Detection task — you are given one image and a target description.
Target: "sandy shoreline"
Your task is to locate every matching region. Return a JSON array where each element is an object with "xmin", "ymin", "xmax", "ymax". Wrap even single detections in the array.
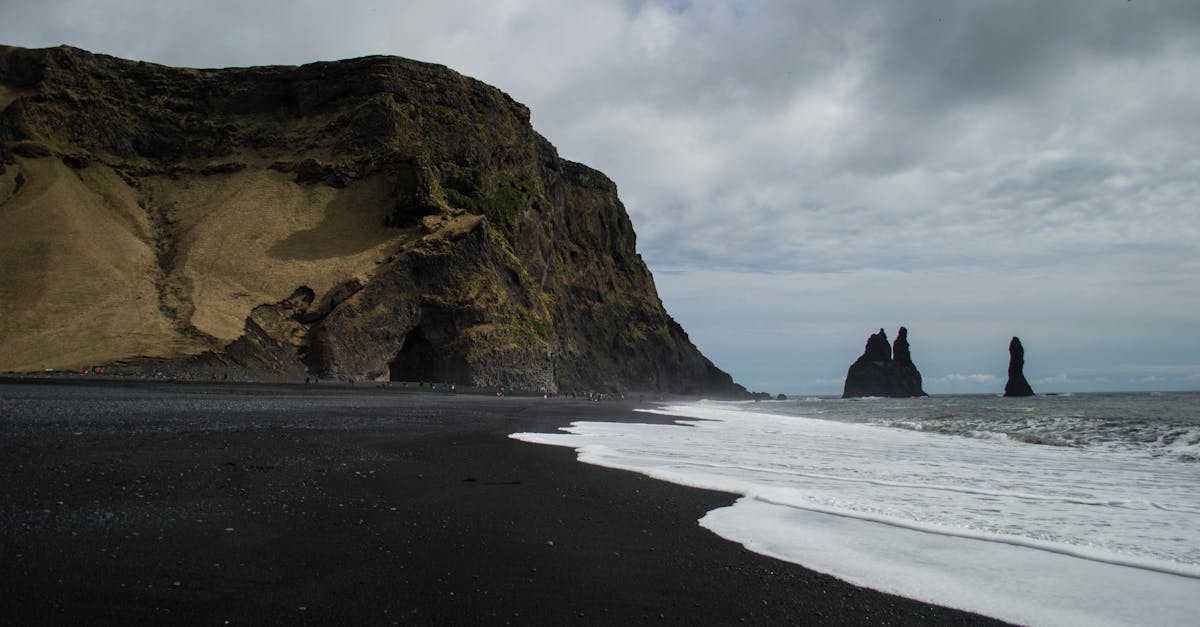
[{"xmin": 0, "ymin": 378, "xmax": 1006, "ymax": 625}]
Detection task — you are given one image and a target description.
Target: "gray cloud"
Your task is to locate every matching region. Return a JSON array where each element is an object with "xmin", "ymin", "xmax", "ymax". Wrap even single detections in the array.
[{"xmin": 2, "ymin": 0, "xmax": 1197, "ymax": 393}]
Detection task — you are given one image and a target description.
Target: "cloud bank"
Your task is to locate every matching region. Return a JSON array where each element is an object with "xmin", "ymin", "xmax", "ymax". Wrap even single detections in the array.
[{"xmin": 3, "ymin": 0, "xmax": 1197, "ymax": 394}]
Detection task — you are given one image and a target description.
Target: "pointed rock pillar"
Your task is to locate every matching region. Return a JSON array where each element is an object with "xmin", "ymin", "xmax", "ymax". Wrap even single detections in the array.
[{"xmin": 1004, "ymin": 336, "xmax": 1035, "ymax": 397}]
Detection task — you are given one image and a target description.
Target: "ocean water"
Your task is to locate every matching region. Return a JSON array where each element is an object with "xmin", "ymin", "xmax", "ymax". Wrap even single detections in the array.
[{"xmin": 512, "ymin": 392, "xmax": 1200, "ymax": 626}]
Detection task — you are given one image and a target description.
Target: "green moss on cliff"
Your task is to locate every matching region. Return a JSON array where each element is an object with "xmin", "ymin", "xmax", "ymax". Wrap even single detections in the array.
[{"xmin": 438, "ymin": 165, "xmax": 536, "ymax": 234}]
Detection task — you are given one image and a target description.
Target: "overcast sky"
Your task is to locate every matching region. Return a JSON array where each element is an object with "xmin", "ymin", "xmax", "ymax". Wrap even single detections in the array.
[{"xmin": 4, "ymin": 0, "xmax": 1198, "ymax": 394}]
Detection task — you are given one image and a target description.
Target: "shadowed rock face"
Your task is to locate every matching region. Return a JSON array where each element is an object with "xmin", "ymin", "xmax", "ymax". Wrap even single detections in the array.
[
  {"xmin": 892, "ymin": 326, "xmax": 914, "ymax": 366},
  {"xmin": 842, "ymin": 327, "xmax": 927, "ymax": 398},
  {"xmin": 0, "ymin": 45, "xmax": 745, "ymax": 396},
  {"xmin": 1004, "ymin": 336, "xmax": 1035, "ymax": 397}
]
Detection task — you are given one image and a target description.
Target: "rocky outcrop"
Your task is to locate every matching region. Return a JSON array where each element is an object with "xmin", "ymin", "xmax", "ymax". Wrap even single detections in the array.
[
  {"xmin": 842, "ymin": 327, "xmax": 927, "ymax": 398},
  {"xmin": 1003, "ymin": 336, "xmax": 1035, "ymax": 397},
  {"xmin": 0, "ymin": 45, "xmax": 745, "ymax": 396}
]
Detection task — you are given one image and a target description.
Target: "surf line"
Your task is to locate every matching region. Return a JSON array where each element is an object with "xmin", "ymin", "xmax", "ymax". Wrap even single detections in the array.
[
  {"xmin": 663, "ymin": 458, "xmax": 1159, "ymax": 510},
  {"xmin": 746, "ymin": 493, "xmax": 1200, "ymax": 581}
]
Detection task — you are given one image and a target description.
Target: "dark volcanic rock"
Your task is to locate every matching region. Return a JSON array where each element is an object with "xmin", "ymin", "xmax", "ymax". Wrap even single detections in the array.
[
  {"xmin": 0, "ymin": 44, "xmax": 746, "ymax": 397},
  {"xmin": 1004, "ymin": 336, "xmax": 1035, "ymax": 397},
  {"xmin": 862, "ymin": 328, "xmax": 892, "ymax": 362},
  {"xmin": 892, "ymin": 326, "xmax": 914, "ymax": 366},
  {"xmin": 842, "ymin": 327, "xmax": 927, "ymax": 398}
]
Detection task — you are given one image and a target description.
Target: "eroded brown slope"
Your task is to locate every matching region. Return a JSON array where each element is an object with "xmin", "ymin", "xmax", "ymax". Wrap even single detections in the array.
[{"xmin": 0, "ymin": 45, "xmax": 744, "ymax": 395}]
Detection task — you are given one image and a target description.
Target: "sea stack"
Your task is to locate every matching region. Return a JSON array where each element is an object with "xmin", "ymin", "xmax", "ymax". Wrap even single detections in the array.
[
  {"xmin": 1003, "ymin": 336, "xmax": 1035, "ymax": 397},
  {"xmin": 842, "ymin": 327, "xmax": 927, "ymax": 398}
]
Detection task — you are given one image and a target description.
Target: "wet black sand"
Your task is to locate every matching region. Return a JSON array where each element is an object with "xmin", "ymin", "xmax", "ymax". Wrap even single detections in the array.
[{"xmin": 0, "ymin": 378, "xmax": 1007, "ymax": 625}]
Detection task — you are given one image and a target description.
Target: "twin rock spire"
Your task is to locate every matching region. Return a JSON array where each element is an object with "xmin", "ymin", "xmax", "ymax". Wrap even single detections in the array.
[{"xmin": 842, "ymin": 327, "xmax": 927, "ymax": 398}]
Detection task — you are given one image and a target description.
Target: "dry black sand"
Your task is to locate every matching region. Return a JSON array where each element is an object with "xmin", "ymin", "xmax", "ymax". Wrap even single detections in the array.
[{"xmin": 0, "ymin": 378, "xmax": 1008, "ymax": 625}]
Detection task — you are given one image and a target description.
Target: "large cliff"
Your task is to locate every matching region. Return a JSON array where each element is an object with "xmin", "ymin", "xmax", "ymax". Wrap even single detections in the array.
[{"xmin": 0, "ymin": 45, "xmax": 744, "ymax": 395}]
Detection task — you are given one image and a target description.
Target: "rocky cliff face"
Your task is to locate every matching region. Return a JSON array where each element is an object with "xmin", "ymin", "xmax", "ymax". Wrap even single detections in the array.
[
  {"xmin": 1003, "ymin": 336, "xmax": 1034, "ymax": 397},
  {"xmin": 842, "ymin": 327, "xmax": 927, "ymax": 398},
  {"xmin": 0, "ymin": 45, "xmax": 744, "ymax": 395}
]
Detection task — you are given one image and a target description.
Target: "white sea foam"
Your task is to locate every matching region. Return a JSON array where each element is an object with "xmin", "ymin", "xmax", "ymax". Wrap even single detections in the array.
[{"xmin": 512, "ymin": 396, "xmax": 1200, "ymax": 626}]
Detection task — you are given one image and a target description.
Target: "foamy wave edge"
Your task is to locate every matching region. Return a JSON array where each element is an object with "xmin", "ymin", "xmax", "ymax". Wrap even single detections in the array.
[
  {"xmin": 746, "ymin": 493, "xmax": 1200, "ymax": 580},
  {"xmin": 513, "ymin": 407, "xmax": 1200, "ymax": 581}
]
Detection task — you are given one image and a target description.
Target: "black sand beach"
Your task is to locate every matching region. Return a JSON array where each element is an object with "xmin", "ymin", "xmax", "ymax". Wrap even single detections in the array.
[{"xmin": 1, "ymin": 378, "xmax": 1006, "ymax": 625}]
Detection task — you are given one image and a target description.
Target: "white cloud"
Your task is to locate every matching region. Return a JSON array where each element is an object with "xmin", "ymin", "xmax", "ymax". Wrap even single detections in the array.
[
  {"xmin": 1035, "ymin": 373, "xmax": 1072, "ymax": 387},
  {"xmin": 933, "ymin": 374, "xmax": 1003, "ymax": 386}
]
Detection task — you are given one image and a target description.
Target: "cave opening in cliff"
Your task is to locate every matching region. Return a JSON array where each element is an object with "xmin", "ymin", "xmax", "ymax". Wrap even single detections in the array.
[{"xmin": 388, "ymin": 328, "xmax": 437, "ymax": 382}]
